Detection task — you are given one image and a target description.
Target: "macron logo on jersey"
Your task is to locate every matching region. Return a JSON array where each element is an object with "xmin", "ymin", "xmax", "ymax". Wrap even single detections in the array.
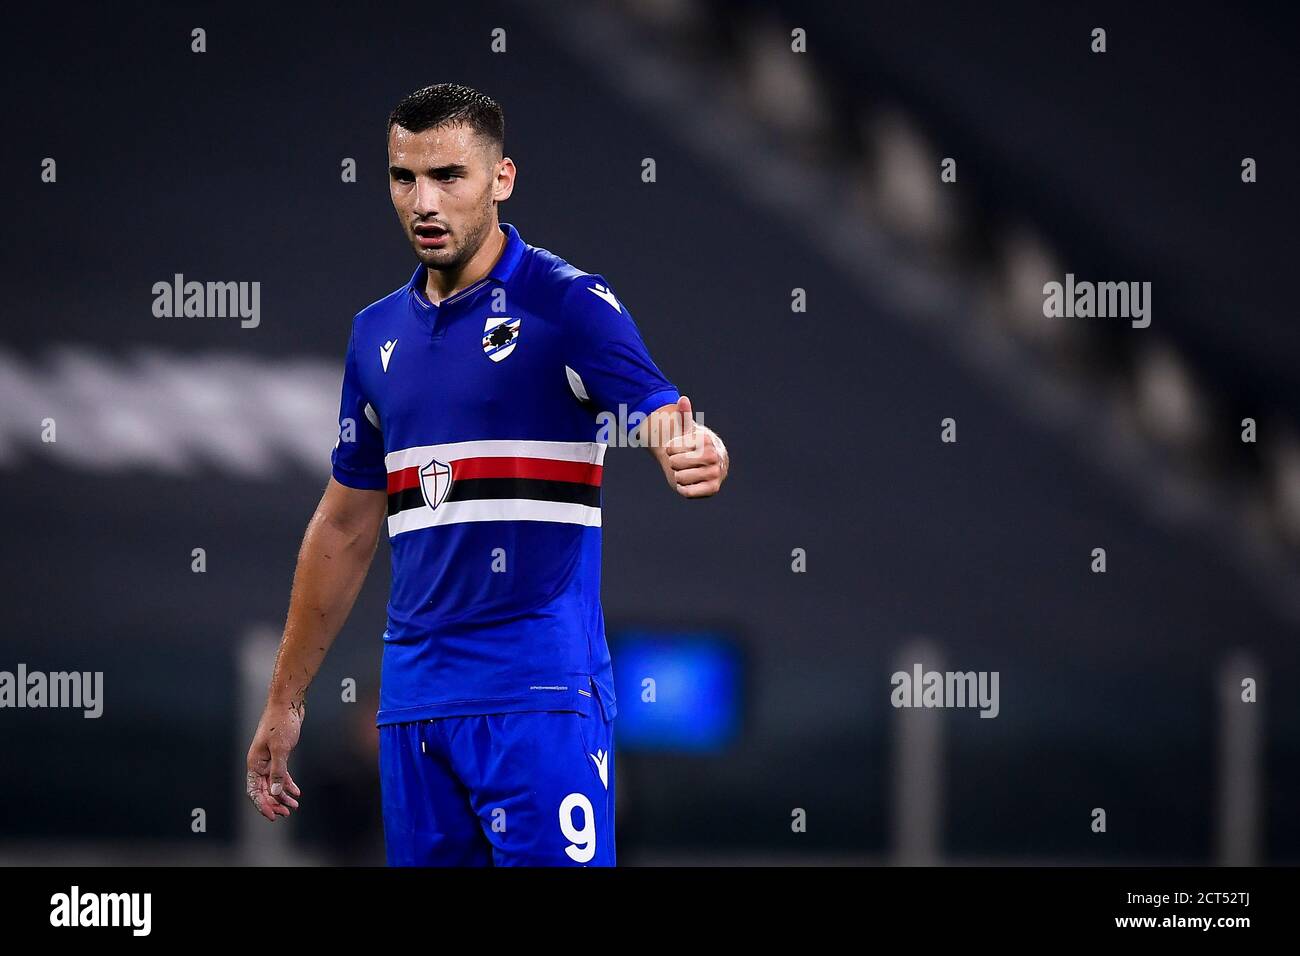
[
  {"xmin": 380, "ymin": 339, "xmax": 397, "ymax": 372},
  {"xmin": 587, "ymin": 283, "xmax": 621, "ymax": 313}
]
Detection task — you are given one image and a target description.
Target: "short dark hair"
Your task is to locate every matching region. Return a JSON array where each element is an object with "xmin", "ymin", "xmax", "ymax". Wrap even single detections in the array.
[{"xmin": 387, "ymin": 83, "xmax": 504, "ymax": 153}]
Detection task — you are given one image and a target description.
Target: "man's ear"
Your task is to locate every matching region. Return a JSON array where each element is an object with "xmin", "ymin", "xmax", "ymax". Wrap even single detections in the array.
[{"xmin": 493, "ymin": 157, "xmax": 516, "ymax": 202}]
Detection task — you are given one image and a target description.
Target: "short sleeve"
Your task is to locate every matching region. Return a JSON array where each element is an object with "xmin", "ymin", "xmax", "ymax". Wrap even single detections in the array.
[
  {"xmin": 563, "ymin": 274, "xmax": 680, "ymax": 439},
  {"xmin": 330, "ymin": 325, "xmax": 388, "ymax": 490}
]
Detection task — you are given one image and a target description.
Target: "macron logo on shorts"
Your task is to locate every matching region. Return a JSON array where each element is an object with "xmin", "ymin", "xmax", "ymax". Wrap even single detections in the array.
[{"xmin": 589, "ymin": 749, "xmax": 609, "ymax": 790}]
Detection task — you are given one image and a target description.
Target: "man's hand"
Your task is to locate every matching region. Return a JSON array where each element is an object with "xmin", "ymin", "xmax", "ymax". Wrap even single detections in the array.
[
  {"xmin": 245, "ymin": 699, "xmax": 305, "ymax": 822},
  {"xmin": 657, "ymin": 394, "xmax": 729, "ymax": 498}
]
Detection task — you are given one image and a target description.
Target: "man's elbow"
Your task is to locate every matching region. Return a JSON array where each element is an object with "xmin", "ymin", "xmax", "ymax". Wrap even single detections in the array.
[{"xmin": 319, "ymin": 478, "xmax": 388, "ymax": 545}]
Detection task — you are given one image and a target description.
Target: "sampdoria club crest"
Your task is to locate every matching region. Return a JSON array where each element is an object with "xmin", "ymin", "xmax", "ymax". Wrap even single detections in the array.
[{"xmin": 482, "ymin": 316, "xmax": 521, "ymax": 362}]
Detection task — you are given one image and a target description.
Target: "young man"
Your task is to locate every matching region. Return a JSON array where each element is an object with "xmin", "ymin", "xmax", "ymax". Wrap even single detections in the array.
[{"xmin": 244, "ymin": 83, "xmax": 729, "ymax": 866}]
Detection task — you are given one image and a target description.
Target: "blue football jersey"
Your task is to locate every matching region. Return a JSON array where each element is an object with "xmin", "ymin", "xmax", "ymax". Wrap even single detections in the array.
[{"xmin": 331, "ymin": 222, "xmax": 680, "ymax": 725}]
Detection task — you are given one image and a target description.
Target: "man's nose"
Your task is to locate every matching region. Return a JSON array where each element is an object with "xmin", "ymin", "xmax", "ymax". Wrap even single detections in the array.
[{"xmin": 413, "ymin": 177, "xmax": 439, "ymax": 217}]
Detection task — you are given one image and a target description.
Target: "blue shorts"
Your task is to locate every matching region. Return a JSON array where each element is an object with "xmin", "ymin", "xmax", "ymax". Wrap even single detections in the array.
[{"xmin": 378, "ymin": 692, "xmax": 616, "ymax": 866}]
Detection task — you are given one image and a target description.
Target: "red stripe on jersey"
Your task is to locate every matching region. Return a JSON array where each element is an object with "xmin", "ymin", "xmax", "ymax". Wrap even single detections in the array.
[
  {"xmin": 387, "ymin": 467, "xmax": 420, "ymax": 494},
  {"xmin": 386, "ymin": 457, "xmax": 603, "ymax": 494},
  {"xmin": 453, "ymin": 456, "xmax": 603, "ymax": 485}
]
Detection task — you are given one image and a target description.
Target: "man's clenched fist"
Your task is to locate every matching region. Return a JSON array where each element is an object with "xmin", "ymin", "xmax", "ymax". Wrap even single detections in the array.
[{"xmin": 661, "ymin": 394, "xmax": 729, "ymax": 498}]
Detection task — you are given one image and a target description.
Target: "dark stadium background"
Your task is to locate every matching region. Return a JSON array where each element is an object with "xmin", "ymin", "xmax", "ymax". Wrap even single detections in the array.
[{"xmin": 1, "ymin": 0, "xmax": 1297, "ymax": 864}]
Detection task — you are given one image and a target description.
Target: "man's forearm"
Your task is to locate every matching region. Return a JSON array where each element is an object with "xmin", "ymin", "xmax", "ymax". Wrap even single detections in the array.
[
  {"xmin": 642, "ymin": 404, "xmax": 681, "ymax": 470},
  {"xmin": 267, "ymin": 510, "xmax": 382, "ymax": 710}
]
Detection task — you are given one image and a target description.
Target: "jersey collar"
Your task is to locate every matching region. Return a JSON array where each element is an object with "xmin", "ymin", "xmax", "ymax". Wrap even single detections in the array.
[{"xmin": 407, "ymin": 221, "xmax": 525, "ymax": 309}]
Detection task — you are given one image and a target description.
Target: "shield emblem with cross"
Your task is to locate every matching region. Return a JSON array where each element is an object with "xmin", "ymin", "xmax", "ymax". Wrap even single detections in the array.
[{"xmin": 419, "ymin": 457, "xmax": 454, "ymax": 511}]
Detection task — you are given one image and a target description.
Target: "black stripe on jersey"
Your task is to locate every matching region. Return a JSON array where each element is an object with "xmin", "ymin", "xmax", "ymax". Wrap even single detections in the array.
[
  {"xmin": 388, "ymin": 487, "xmax": 426, "ymax": 516},
  {"xmin": 448, "ymin": 477, "xmax": 601, "ymax": 508},
  {"xmin": 386, "ymin": 478, "xmax": 601, "ymax": 515}
]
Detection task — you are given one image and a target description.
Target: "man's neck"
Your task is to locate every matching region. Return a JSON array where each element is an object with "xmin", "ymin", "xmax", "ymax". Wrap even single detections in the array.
[{"xmin": 424, "ymin": 223, "xmax": 506, "ymax": 306}]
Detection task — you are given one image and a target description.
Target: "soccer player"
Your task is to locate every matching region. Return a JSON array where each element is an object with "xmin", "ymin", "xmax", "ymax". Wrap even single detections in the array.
[{"xmin": 245, "ymin": 83, "xmax": 729, "ymax": 866}]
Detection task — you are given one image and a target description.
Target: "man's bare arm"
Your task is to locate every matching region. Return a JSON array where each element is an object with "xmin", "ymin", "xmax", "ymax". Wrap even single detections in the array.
[
  {"xmin": 245, "ymin": 476, "xmax": 387, "ymax": 821},
  {"xmin": 267, "ymin": 477, "xmax": 387, "ymax": 709}
]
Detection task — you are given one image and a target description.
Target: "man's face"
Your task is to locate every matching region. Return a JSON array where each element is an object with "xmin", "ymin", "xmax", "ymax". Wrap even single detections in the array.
[{"xmin": 387, "ymin": 122, "xmax": 514, "ymax": 271}]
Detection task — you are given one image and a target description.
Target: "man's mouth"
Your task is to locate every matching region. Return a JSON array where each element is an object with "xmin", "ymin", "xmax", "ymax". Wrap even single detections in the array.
[{"xmin": 414, "ymin": 223, "xmax": 450, "ymax": 248}]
